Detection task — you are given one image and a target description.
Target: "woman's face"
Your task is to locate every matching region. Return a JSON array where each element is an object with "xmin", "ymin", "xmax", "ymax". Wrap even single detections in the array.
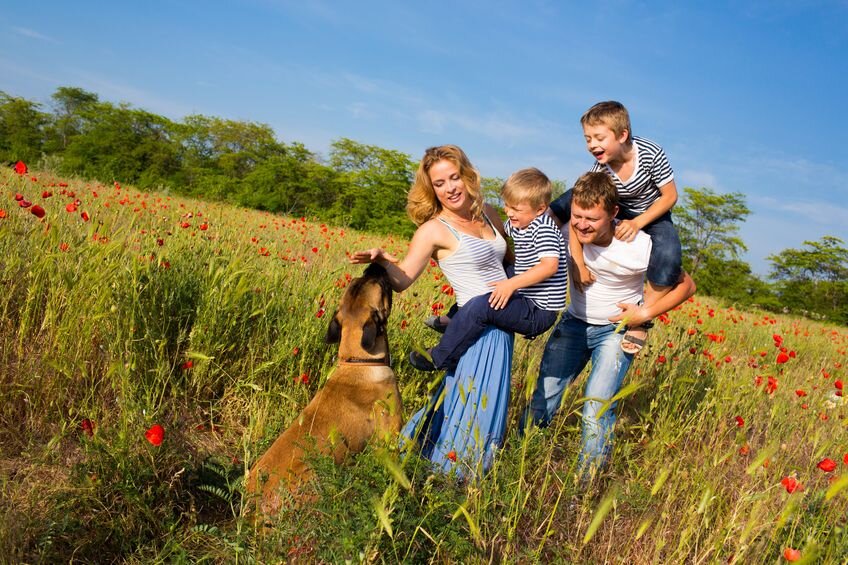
[{"xmin": 428, "ymin": 159, "xmax": 467, "ymax": 213}]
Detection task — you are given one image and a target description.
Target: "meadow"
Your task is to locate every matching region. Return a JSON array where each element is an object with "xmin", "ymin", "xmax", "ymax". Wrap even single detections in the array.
[{"xmin": 1, "ymin": 165, "xmax": 846, "ymax": 564}]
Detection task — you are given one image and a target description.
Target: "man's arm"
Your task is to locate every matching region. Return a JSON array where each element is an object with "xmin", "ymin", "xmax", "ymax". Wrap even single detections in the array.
[{"xmin": 609, "ymin": 271, "xmax": 696, "ymax": 326}]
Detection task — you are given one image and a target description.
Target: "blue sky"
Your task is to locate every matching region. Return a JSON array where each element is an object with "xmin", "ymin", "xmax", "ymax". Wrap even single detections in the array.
[{"xmin": 2, "ymin": 1, "xmax": 847, "ymax": 274}]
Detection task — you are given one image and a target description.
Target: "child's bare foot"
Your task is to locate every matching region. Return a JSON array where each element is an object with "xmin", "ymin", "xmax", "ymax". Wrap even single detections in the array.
[{"xmin": 621, "ymin": 326, "xmax": 649, "ymax": 354}]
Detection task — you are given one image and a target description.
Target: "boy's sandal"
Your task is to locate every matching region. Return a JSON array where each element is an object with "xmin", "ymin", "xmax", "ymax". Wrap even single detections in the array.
[{"xmin": 621, "ymin": 325, "xmax": 649, "ymax": 355}]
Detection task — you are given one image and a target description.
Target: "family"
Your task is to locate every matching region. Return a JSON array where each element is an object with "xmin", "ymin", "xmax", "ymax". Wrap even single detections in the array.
[{"xmin": 350, "ymin": 101, "xmax": 696, "ymax": 482}]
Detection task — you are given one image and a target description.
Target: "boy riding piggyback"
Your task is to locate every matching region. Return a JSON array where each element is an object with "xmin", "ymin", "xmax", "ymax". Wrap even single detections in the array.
[{"xmin": 552, "ymin": 101, "xmax": 683, "ymax": 354}]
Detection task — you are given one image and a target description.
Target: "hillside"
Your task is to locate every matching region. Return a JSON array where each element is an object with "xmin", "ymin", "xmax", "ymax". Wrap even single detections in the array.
[{"xmin": 1, "ymin": 167, "xmax": 846, "ymax": 563}]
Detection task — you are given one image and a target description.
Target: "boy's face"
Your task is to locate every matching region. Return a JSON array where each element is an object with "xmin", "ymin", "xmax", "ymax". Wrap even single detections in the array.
[
  {"xmin": 571, "ymin": 201, "xmax": 617, "ymax": 246},
  {"xmin": 504, "ymin": 200, "xmax": 546, "ymax": 229},
  {"xmin": 583, "ymin": 122, "xmax": 629, "ymax": 165}
]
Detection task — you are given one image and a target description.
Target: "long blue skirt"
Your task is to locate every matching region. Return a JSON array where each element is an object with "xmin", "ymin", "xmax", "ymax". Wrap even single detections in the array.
[{"xmin": 402, "ymin": 326, "xmax": 514, "ymax": 478}]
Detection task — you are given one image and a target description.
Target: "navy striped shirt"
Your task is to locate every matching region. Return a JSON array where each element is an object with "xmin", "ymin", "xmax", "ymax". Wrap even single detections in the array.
[
  {"xmin": 504, "ymin": 213, "xmax": 568, "ymax": 311},
  {"xmin": 592, "ymin": 136, "xmax": 674, "ymax": 215}
]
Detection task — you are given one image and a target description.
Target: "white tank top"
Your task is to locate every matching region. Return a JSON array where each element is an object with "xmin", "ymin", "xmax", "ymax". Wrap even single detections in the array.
[{"xmin": 437, "ymin": 216, "xmax": 508, "ymax": 306}]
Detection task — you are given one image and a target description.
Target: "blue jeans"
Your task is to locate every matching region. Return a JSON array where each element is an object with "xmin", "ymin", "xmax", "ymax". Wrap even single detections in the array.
[
  {"xmin": 524, "ymin": 312, "xmax": 634, "ymax": 476},
  {"xmin": 430, "ymin": 293, "xmax": 557, "ymax": 370}
]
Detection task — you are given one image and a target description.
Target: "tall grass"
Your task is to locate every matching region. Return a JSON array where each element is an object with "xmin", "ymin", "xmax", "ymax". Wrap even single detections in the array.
[{"xmin": 1, "ymin": 167, "xmax": 846, "ymax": 563}]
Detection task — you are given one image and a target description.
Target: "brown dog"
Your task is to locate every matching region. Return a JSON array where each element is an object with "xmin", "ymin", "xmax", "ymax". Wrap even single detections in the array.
[{"xmin": 245, "ymin": 263, "xmax": 402, "ymax": 516}]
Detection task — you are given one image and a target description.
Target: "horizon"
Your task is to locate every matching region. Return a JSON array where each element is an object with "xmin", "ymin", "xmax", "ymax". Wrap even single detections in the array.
[{"xmin": 2, "ymin": 1, "xmax": 847, "ymax": 275}]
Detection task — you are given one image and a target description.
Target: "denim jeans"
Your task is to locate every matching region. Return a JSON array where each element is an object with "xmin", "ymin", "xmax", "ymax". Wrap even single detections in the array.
[
  {"xmin": 525, "ymin": 312, "xmax": 634, "ymax": 476},
  {"xmin": 431, "ymin": 293, "xmax": 557, "ymax": 370}
]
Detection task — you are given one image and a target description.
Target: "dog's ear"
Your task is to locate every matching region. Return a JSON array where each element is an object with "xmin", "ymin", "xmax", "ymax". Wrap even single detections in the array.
[{"xmin": 326, "ymin": 311, "xmax": 342, "ymax": 343}]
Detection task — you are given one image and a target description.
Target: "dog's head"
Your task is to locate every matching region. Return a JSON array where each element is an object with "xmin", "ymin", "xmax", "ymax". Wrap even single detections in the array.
[{"xmin": 326, "ymin": 264, "xmax": 393, "ymax": 352}]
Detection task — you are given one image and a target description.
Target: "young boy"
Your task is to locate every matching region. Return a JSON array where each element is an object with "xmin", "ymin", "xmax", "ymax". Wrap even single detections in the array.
[
  {"xmin": 551, "ymin": 101, "xmax": 683, "ymax": 354},
  {"xmin": 409, "ymin": 167, "xmax": 568, "ymax": 372}
]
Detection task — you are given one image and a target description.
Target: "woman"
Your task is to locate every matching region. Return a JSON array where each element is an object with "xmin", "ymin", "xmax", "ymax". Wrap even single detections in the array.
[{"xmin": 350, "ymin": 145, "xmax": 514, "ymax": 477}]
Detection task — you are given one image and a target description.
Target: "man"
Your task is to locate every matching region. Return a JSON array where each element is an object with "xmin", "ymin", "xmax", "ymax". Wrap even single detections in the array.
[{"xmin": 524, "ymin": 171, "xmax": 695, "ymax": 480}]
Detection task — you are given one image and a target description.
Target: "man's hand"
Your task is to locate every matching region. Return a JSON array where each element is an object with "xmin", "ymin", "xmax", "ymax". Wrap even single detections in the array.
[
  {"xmin": 609, "ymin": 302, "xmax": 650, "ymax": 326},
  {"xmin": 614, "ymin": 219, "xmax": 640, "ymax": 242},
  {"xmin": 570, "ymin": 261, "xmax": 595, "ymax": 293},
  {"xmin": 488, "ymin": 279, "xmax": 517, "ymax": 310}
]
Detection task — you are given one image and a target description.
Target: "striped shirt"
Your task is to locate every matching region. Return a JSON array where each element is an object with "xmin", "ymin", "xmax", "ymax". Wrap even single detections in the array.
[
  {"xmin": 591, "ymin": 136, "xmax": 674, "ymax": 215},
  {"xmin": 504, "ymin": 213, "xmax": 568, "ymax": 311},
  {"xmin": 437, "ymin": 217, "xmax": 508, "ymax": 307}
]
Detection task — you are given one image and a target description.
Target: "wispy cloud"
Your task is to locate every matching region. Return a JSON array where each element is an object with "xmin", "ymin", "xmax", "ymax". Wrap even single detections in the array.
[
  {"xmin": 12, "ymin": 26, "xmax": 59, "ymax": 44},
  {"xmin": 678, "ymin": 169, "xmax": 720, "ymax": 190},
  {"xmin": 751, "ymin": 194, "xmax": 848, "ymax": 231}
]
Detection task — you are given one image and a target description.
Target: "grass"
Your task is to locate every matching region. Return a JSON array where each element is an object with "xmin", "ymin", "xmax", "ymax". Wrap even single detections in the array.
[{"xmin": 1, "ymin": 166, "xmax": 846, "ymax": 563}]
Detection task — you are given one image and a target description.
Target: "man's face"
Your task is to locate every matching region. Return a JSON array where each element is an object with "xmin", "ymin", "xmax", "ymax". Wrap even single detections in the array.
[{"xmin": 571, "ymin": 201, "xmax": 616, "ymax": 246}]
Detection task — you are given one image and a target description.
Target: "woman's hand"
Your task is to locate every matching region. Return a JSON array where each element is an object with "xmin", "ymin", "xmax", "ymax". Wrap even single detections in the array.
[
  {"xmin": 609, "ymin": 302, "xmax": 649, "ymax": 326},
  {"xmin": 349, "ymin": 248, "xmax": 399, "ymax": 265}
]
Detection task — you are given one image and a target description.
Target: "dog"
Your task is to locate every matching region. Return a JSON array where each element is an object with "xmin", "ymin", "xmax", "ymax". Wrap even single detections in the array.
[{"xmin": 245, "ymin": 263, "xmax": 402, "ymax": 516}]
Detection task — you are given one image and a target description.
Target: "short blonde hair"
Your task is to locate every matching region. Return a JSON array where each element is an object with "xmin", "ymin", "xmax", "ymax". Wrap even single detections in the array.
[
  {"xmin": 572, "ymin": 172, "xmax": 618, "ymax": 214},
  {"xmin": 407, "ymin": 145, "xmax": 484, "ymax": 226},
  {"xmin": 580, "ymin": 101, "xmax": 632, "ymax": 143},
  {"xmin": 501, "ymin": 167, "xmax": 552, "ymax": 209}
]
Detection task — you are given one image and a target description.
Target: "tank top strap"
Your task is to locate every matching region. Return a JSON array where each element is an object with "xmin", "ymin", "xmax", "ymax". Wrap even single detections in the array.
[{"xmin": 437, "ymin": 217, "xmax": 462, "ymax": 241}]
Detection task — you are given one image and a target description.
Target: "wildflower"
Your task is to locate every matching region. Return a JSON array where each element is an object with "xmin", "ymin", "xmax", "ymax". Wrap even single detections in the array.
[
  {"xmin": 181, "ymin": 360, "xmax": 194, "ymax": 370},
  {"xmin": 687, "ymin": 328, "xmax": 696, "ymax": 336},
  {"xmin": 199, "ymin": 222, "xmax": 208, "ymax": 231},
  {"xmin": 446, "ymin": 450, "xmax": 457, "ymax": 462},
  {"xmin": 19, "ymin": 199, "xmax": 32, "ymax": 208},
  {"xmin": 766, "ymin": 376, "xmax": 778, "ymax": 394},
  {"xmin": 844, "ymin": 453, "xmax": 848, "ymax": 466},
  {"xmin": 80, "ymin": 418, "xmax": 95, "ymax": 437},
  {"xmin": 42, "ymin": 190, "xmax": 52, "ymax": 198},
  {"xmin": 783, "ymin": 548, "xmax": 801, "ymax": 562},
  {"xmin": 0, "ymin": 209, "xmax": 6, "ymax": 219},
  {"xmin": 59, "ymin": 242, "xmax": 69, "ymax": 252},
  {"xmin": 795, "ymin": 389, "xmax": 807, "ymax": 397},
  {"xmin": 657, "ymin": 355, "xmax": 667, "ymax": 364},
  {"xmin": 14, "ymin": 161, "xmax": 27, "ymax": 174},
  {"xmin": 735, "ymin": 416, "xmax": 744, "ymax": 427},
  {"xmin": 776, "ymin": 352, "xmax": 790, "ymax": 364},
  {"xmin": 311, "ymin": 247, "xmax": 318, "ymax": 253},
  {"xmin": 817, "ymin": 458, "xmax": 837, "ymax": 473},
  {"xmin": 315, "ymin": 308, "xmax": 326, "ymax": 318},
  {"xmin": 292, "ymin": 347, "xmax": 300, "ymax": 356},
  {"xmin": 297, "ymin": 373, "xmax": 309, "ymax": 384},
  {"xmin": 780, "ymin": 476, "xmax": 801, "ymax": 493},
  {"xmin": 81, "ymin": 211, "xmax": 90, "ymax": 222},
  {"xmin": 145, "ymin": 424, "xmax": 164, "ymax": 446},
  {"xmin": 30, "ymin": 205, "xmax": 45, "ymax": 218},
  {"xmin": 738, "ymin": 444, "xmax": 750, "ymax": 456}
]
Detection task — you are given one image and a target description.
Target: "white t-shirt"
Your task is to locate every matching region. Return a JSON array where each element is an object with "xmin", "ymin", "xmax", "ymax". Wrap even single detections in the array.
[{"xmin": 568, "ymin": 230, "xmax": 652, "ymax": 325}]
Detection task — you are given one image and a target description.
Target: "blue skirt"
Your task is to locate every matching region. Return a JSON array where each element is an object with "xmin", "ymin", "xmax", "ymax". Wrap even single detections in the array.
[{"xmin": 402, "ymin": 326, "xmax": 514, "ymax": 478}]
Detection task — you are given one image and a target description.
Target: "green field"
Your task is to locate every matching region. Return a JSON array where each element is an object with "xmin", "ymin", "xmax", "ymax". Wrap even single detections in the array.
[{"xmin": 1, "ymin": 167, "xmax": 846, "ymax": 563}]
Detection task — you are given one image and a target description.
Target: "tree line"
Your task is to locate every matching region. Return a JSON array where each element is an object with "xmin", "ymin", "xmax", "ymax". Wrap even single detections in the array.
[{"xmin": 1, "ymin": 87, "xmax": 846, "ymax": 324}]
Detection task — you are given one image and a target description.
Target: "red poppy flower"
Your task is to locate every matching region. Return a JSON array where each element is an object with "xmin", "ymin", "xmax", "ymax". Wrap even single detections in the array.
[
  {"xmin": 817, "ymin": 458, "xmax": 837, "ymax": 473},
  {"xmin": 446, "ymin": 450, "xmax": 457, "ymax": 462},
  {"xmin": 42, "ymin": 190, "xmax": 52, "ymax": 198},
  {"xmin": 783, "ymin": 548, "xmax": 801, "ymax": 562},
  {"xmin": 14, "ymin": 161, "xmax": 27, "ymax": 175},
  {"xmin": 766, "ymin": 376, "xmax": 778, "ymax": 394},
  {"xmin": 738, "ymin": 444, "xmax": 750, "ymax": 456},
  {"xmin": 735, "ymin": 416, "xmax": 744, "ymax": 427},
  {"xmin": 59, "ymin": 242, "xmax": 69, "ymax": 252},
  {"xmin": 657, "ymin": 355, "xmax": 667, "ymax": 364},
  {"xmin": 315, "ymin": 308, "xmax": 326, "ymax": 318},
  {"xmin": 80, "ymin": 418, "xmax": 95, "ymax": 437},
  {"xmin": 199, "ymin": 223, "xmax": 208, "ymax": 231},
  {"xmin": 81, "ymin": 211, "xmax": 90, "ymax": 222},
  {"xmin": 780, "ymin": 476, "xmax": 802, "ymax": 493},
  {"xmin": 687, "ymin": 328, "xmax": 696, "ymax": 336},
  {"xmin": 0, "ymin": 209, "xmax": 6, "ymax": 219},
  {"xmin": 19, "ymin": 199, "xmax": 31, "ymax": 208},
  {"xmin": 776, "ymin": 352, "xmax": 790, "ymax": 364},
  {"xmin": 292, "ymin": 347, "xmax": 300, "ymax": 356},
  {"xmin": 30, "ymin": 205, "xmax": 45, "ymax": 218},
  {"xmin": 180, "ymin": 360, "xmax": 194, "ymax": 370},
  {"xmin": 145, "ymin": 424, "xmax": 164, "ymax": 446},
  {"xmin": 844, "ymin": 453, "xmax": 848, "ymax": 465},
  {"xmin": 66, "ymin": 202, "xmax": 77, "ymax": 213},
  {"xmin": 836, "ymin": 380, "xmax": 844, "ymax": 391},
  {"xmin": 795, "ymin": 389, "xmax": 807, "ymax": 397}
]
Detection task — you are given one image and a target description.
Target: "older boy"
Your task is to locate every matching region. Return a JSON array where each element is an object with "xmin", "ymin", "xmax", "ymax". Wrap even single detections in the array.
[
  {"xmin": 526, "ymin": 172, "xmax": 695, "ymax": 480},
  {"xmin": 553, "ymin": 101, "xmax": 683, "ymax": 354},
  {"xmin": 410, "ymin": 167, "xmax": 568, "ymax": 371}
]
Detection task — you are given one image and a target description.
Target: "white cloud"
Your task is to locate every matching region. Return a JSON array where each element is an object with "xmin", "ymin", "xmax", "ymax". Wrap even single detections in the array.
[{"xmin": 12, "ymin": 27, "xmax": 59, "ymax": 44}]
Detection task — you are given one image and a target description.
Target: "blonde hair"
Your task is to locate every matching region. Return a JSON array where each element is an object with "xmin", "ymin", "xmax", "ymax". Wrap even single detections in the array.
[
  {"xmin": 580, "ymin": 101, "xmax": 632, "ymax": 143},
  {"xmin": 407, "ymin": 145, "xmax": 484, "ymax": 226},
  {"xmin": 501, "ymin": 167, "xmax": 552, "ymax": 209},
  {"xmin": 572, "ymin": 172, "xmax": 618, "ymax": 214}
]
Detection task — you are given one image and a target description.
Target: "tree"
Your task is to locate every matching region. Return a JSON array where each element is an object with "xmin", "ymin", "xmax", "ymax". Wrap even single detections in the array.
[
  {"xmin": 328, "ymin": 138, "xmax": 416, "ymax": 236},
  {"xmin": 675, "ymin": 187, "xmax": 751, "ymax": 276},
  {"xmin": 46, "ymin": 86, "xmax": 99, "ymax": 151},
  {"xmin": 768, "ymin": 236, "xmax": 848, "ymax": 322},
  {"xmin": 0, "ymin": 92, "xmax": 48, "ymax": 164}
]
